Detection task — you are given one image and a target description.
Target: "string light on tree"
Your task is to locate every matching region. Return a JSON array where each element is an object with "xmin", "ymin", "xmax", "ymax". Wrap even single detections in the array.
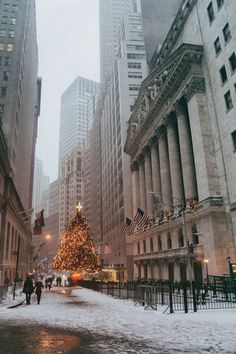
[{"xmin": 52, "ymin": 204, "xmax": 101, "ymax": 273}]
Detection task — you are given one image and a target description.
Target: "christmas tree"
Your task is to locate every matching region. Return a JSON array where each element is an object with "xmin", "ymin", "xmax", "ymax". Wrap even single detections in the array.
[{"xmin": 52, "ymin": 206, "xmax": 101, "ymax": 272}]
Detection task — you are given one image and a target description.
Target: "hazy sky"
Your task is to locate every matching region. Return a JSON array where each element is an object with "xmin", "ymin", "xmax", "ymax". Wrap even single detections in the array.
[{"xmin": 35, "ymin": 0, "xmax": 100, "ymax": 182}]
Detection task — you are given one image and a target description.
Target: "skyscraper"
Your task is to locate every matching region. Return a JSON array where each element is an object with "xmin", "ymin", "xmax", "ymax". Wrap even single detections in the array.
[
  {"xmin": 99, "ymin": 0, "xmax": 134, "ymax": 84},
  {"xmin": 0, "ymin": 0, "xmax": 40, "ymax": 283},
  {"xmin": 58, "ymin": 77, "xmax": 99, "ymax": 233},
  {"xmin": 59, "ymin": 77, "xmax": 99, "ymax": 163}
]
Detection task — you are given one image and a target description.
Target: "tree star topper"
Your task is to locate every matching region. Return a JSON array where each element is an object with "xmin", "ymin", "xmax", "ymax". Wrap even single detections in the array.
[{"xmin": 76, "ymin": 202, "xmax": 83, "ymax": 212}]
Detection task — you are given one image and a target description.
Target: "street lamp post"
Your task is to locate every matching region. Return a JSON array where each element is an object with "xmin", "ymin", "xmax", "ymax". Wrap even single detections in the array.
[
  {"xmin": 204, "ymin": 259, "xmax": 209, "ymax": 283},
  {"xmin": 12, "ymin": 235, "xmax": 20, "ymax": 300}
]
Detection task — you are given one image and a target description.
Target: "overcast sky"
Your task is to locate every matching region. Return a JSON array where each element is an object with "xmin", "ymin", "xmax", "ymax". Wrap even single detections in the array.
[{"xmin": 35, "ymin": 0, "xmax": 100, "ymax": 182}]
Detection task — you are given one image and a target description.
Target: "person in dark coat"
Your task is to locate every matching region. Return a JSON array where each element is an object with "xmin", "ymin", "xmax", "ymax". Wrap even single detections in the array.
[
  {"xmin": 23, "ymin": 276, "xmax": 34, "ymax": 304},
  {"xmin": 34, "ymin": 279, "xmax": 44, "ymax": 304}
]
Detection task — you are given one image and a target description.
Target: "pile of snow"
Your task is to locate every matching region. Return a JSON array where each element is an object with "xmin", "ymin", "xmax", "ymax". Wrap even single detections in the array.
[{"xmin": 1, "ymin": 286, "xmax": 236, "ymax": 353}]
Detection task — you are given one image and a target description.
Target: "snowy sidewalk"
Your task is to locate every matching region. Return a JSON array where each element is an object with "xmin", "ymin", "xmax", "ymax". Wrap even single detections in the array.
[{"xmin": 0, "ymin": 286, "xmax": 236, "ymax": 353}]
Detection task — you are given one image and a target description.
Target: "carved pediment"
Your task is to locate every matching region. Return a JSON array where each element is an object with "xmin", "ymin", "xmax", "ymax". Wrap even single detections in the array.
[{"xmin": 124, "ymin": 44, "xmax": 204, "ymax": 157}]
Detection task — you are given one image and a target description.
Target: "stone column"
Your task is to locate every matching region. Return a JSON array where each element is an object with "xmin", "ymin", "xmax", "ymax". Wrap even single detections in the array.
[
  {"xmin": 167, "ymin": 116, "xmax": 185, "ymax": 207},
  {"xmin": 158, "ymin": 126, "xmax": 172, "ymax": 209},
  {"xmin": 184, "ymin": 77, "xmax": 220, "ymax": 200},
  {"xmin": 150, "ymin": 136, "xmax": 162, "ymax": 199},
  {"xmin": 131, "ymin": 161, "xmax": 140, "ymax": 216},
  {"xmin": 138, "ymin": 155, "xmax": 146, "ymax": 211},
  {"xmin": 144, "ymin": 147, "xmax": 153, "ymax": 216},
  {"xmin": 176, "ymin": 101, "xmax": 198, "ymax": 201}
]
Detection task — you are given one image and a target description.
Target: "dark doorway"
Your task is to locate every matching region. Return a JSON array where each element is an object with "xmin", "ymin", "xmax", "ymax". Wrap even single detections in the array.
[
  {"xmin": 179, "ymin": 263, "xmax": 187, "ymax": 282},
  {"xmin": 194, "ymin": 261, "xmax": 203, "ymax": 284},
  {"xmin": 168, "ymin": 263, "xmax": 174, "ymax": 282}
]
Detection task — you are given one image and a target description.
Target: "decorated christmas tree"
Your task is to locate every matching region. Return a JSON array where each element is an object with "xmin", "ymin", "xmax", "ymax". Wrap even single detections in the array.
[{"xmin": 52, "ymin": 205, "xmax": 101, "ymax": 272}]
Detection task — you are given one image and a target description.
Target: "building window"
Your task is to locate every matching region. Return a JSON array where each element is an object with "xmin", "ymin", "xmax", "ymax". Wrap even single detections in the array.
[
  {"xmin": 158, "ymin": 235, "xmax": 162, "ymax": 251},
  {"xmin": 191, "ymin": 224, "xmax": 199, "ymax": 245},
  {"xmin": 3, "ymin": 71, "xmax": 9, "ymax": 80},
  {"xmin": 224, "ymin": 90, "xmax": 233, "ymax": 111},
  {"xmin": 3, "ymin": 3, "xmax": 10, "ymax": 12},
  {"xmin": 6, "ymin": 43, "xmax": 13, "ymax": 51},
  {"xmin": 217, "ymin": 0, "xmax": 224, "ymax": 9},
  {"xmin": 223, "ymin": 23, "xmax": 231, "ymax": 43},
  {"xmin": 127, "ymin": 53, "xmax": 145, "ymax": 60},
  {"xmin": 167, "ymin": 232, "xmax": 172, "ymax": 249},
  {"xmin": 10, "ymin": 17, "xmax": 16, "ymax": 25},
  {"xmin": 207, "ymin": 2, "xmax": 215, "ymax": 23},
  {"xmin": 231, "ymin": 130, "xmax": 236, "ymax": 152},
  {"xmin": 0, "ymin": 104, "xmax": 5, "ymax": 113},
  {"xmin": 178, "ymin": 229, "xmax": 184, "ymax": 247},
  {"xmin": 128, "ymin": 62, "xmax": 141, "ymax": 69},
  {"xmin": 143, "ymin": 240, "xmax": 146, "ymax": 254},
  {"xmin": 0, "ymin": 56, "xmax": 2, "ymax": 65},
  {"xmin": 11, "ymin": 4, "xmax": 18, "ymax": 12},
  {"xmin": 229, "ymin": 53, "xmax": 236, "ymax": 73},
  {"xmin": 219, "ymin": 65, "xmax": 228, "ymax": 84},
  {"xmin": 214, "ymin": 37, "xmax": 221, "ymax": 55},
  {"xmin": 129, "ymin": 84, "xmax": 139, "ymax": 91},
  {"xmin": 1, "ymin": 16, "xmax": 8, "ymax": 24},
  {"xmin": 0, "ymin": 30, "xmax": 7, "ymax": 37},
  {"xmin": 1, "ymin": 87, "xmax": 7, "ymax": 98},
  {"xmin": 5, "ymin": 56, "xmax": 11, "ymax": 65},
  {"xmin": 8, "ymin": 30, "xmax": 14, "ymax": 38},
  {"xmin": 0, "ymin": 43, "xmax": 5, "ymax": 51},
  {"xmin": 150, "ymin": 238, "xmax": 153, "ymax": 253}
]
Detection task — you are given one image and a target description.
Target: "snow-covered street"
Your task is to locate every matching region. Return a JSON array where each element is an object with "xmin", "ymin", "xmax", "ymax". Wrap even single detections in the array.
[{"xmin": 1, "ymin": 286, "xmax": 236, "ymax": 353}]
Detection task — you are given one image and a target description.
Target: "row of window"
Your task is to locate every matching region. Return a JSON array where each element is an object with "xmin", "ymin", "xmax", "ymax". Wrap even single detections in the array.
[
  {"xmin": 127, "ymin": 53, "xmax": 145, "ymax": 60},
  {"xmin": 137, "ymin": 227, "xmax": 199, "ymax": 255},
  {"xmin": 2, "ymin": 3, "xmax": 18, "ymax": 13},
  {"xmin": 0, "ymin": 29, "xmax": 15, "ymax": 38},
  {"xmin": 128, "ymin": 72, "xmax": 142, "ymax": 79},
  {"xmin": 207, "ymin": 0, "xmax": 224, "ymax": 24},
  {"xmin": 214, "ymin": 23, "xmax": 231, "ymax": 56},
  {"xmin": 128, "ymin": 62, "xmax": 141, "ymax": 69},
  {"xmin": 0, "ymin": 42, "xmax": 13, "ymax": 51},
  {"xmin": 1, "ymin": 16, "xmax": 16, "ymax": 25}
]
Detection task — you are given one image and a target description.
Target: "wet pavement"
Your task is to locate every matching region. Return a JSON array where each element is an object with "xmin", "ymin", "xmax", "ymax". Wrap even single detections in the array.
[{"xmin": 0, "ymin": 322, "xmax": 167, "ymax": 354}]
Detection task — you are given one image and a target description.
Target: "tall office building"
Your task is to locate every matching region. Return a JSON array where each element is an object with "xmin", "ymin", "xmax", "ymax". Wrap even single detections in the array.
[
  {"xmin": 58, "ymin": 77, "xmax": 99, "ymax": 234},
  {"xmin": 99, "ymin": 0, "xmax": 134, "ymax": 84},
  {"xmin": 59, "ymin": 77, "xmax": 99, "ymax": 163},
  {"xmin": 0, "ymin": 0, "xmax": 40, "ymax": 283}
]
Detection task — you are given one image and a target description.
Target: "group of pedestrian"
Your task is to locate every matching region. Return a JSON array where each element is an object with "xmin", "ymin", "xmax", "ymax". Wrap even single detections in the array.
[
  {"xmin": 45, "ymin": 276, "xmax": 53, "ymax": 290},
  {"xmin": 56, "ymin": 276, "xmax": 62, "ymax": 286},
  {"xmin": 22, "ymin": 276, "xmax": 44, "ymax": 305}
]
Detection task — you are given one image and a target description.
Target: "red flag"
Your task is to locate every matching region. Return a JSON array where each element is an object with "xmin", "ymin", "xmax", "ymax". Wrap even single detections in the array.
[{"xmin": 33, "ymin": 209, "xmax": 45, "ymax": 235}]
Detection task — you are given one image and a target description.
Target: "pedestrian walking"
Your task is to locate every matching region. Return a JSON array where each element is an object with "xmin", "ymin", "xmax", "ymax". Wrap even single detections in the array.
[
  {"xmin": 23, "ymin": 276, "xmax": 34, "ymax": 305},
  {"xmin": 34, "ymin": 279, "xmax": 44, "ymax": 304}
]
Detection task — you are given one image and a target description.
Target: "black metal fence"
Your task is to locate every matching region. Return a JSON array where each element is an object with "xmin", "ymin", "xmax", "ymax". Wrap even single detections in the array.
[{"xmin": 77, "ymin": 279, "xmax": 236, "ymax": 314}]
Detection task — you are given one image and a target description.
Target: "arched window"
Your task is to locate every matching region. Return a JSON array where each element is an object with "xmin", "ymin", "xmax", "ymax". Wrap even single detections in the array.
[
  {"xmin": 178, "ymin": 228, "xmax": 184, "ymax": 247},
  {"xmin": 158, "ymin": 235, "xmax": 162, "ymax": 251},
  {"xmin": 192, "ymin": 223, "xmax": 199, "ymax": 245},
  {"xmin": 167, "ymin": 232, "xmax": 172, "ymax": 249},
  {"xmin": 150, "ymin": 238, "xmax": 153, "ymax": 253}
]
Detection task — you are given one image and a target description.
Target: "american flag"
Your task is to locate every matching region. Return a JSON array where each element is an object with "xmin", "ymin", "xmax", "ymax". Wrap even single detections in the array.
[
  {"xmin": 122, "ymin": 217, "xmax": 135, "ymax": 235},
  {"xmin": 133, "ymin": 208, "xmax": 148, "ymax": 229}
]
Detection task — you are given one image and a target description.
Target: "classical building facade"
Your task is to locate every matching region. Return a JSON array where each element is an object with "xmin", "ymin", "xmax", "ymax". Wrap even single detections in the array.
[
  {"xmin": 124, "ymin": 0, "xmax": 236, "ymax": 282},
  {"xmin": 0, "ymin": 0, "xmax": 40, "ymax": 284}
]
